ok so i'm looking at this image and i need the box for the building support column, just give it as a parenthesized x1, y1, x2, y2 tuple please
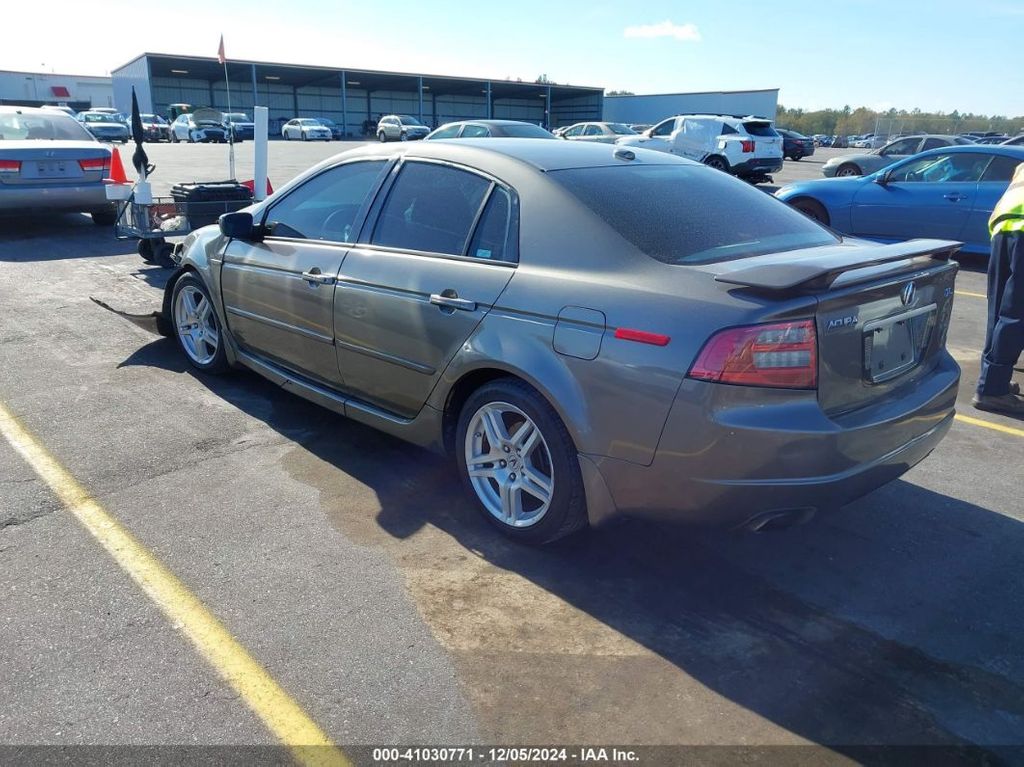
(545, 84, 552, 129)
(340, 71, 348, 138)
(417, 76, 424, 124)
(251, 64, 258, 108)
(486, 81, 492, 119)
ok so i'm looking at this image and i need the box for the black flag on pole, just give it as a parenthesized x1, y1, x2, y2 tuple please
(130, 86, 152, 177)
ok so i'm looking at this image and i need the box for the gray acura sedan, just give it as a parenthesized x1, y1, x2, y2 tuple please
(160, 140, 960, 543)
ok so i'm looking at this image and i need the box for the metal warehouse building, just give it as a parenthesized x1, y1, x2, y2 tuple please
(604, 89, 779, 125)
(112, 53, 604, 137)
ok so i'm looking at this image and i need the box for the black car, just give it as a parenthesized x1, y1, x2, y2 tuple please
(315, 118, 345, 140)
(776, 129, 816, 161)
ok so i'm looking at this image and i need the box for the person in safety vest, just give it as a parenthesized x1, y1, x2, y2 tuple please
(974, 161, 1024, 414)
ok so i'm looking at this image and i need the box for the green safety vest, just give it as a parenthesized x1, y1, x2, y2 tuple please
(990, 163, 1024, 236)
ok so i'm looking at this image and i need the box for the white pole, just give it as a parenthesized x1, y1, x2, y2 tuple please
(223, 60, 236, 180)
(254, 106, 269, 202)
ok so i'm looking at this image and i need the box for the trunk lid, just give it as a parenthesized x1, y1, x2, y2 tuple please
(713, 239, 960, 415)
(0, 141, 111, 186)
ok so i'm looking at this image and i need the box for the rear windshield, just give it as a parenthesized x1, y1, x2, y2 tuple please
(549, 164, 838, 265)
(0, 112, 94, 141)
(607, 123, 636, 135)
(501, 123, 553, 138)
(743, 122, 779, 137)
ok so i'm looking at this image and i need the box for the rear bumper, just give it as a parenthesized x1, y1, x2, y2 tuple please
(586, 352, 959, 529)
(0, 183, 111, 213)
(732, 156, 783, 176)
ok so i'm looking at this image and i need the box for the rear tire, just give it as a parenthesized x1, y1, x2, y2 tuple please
(836, 163, 861, 177)
(790, 150, 803, 161)
(91, 207, 116, 226)
(790, 197, 830, 225)
(703, 155, 729, 172)
(456, 378, 588, 545)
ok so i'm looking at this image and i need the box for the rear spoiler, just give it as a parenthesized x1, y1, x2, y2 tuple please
(714, 239, 961, 295)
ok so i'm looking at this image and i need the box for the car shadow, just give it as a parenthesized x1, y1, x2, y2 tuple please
(0, 212, 132, 260)
(121, 337, 1024, 750)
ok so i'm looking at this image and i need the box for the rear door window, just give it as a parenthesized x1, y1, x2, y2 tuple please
(981, 155, 1022, 182)
(467, 187, 515, 263)
(430, 124, 461, 139)
(461, 124, 490, 138)
(550, 164, 837, 265)
(371, 162, 491, 256)
(743, 122, 779, 137)
(921, 137, 949, 151)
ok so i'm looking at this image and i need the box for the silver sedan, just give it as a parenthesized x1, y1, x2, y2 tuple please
(822, 134, 974, 177)
(0, 106, 116, 224)
(559, 122, 637, 144)
(160, 140, 960, 543)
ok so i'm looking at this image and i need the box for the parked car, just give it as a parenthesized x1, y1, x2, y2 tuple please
(223, 112, 255, 142)
(315, 118, 345, 140)
(777, 145, 1024, 256)
(168, 103, 193, 121)
(282, 118, 332, 141)
(559, 122, 637, 144)
(377, 115, 430, 142)
(1002, 134, 1024, 146)
(161, 140, 959, 543)
(821, 134, 974, 177)
(139, 113, 171, 142)
(974, 135, 1010, 145)
(615, 114, 783, 181)
(776, 129, 816, 161)
(425, 120, 556, 140)
(76, 111, 130, 143)
(41, 105, 77, 118)
(0, 106, 116, 225)
(171, 111, 227, 143)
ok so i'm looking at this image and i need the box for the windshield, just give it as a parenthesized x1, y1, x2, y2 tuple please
(0, 112, 95, 141)
(550, 164, 838, 265)
(82, 113, 119, 123)
(398, 115, 424, 126)
(500, 123, 554, 138)
(317, 119, 336, 126)
(298, 119, 320, 126)
(607, 123, 636, 135)
(224, 113, 249, 122)
(140, 114, 166, 124)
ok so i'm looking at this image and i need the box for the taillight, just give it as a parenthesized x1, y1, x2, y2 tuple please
(740, 139, 755, 153)
(79, 157, 110, 173)
(0, 159, 21, 174)
(688, 320, 817, 389)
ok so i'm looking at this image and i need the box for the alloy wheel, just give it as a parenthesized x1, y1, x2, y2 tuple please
(464, 402, 554, 528)
(173, 285, 219, 366)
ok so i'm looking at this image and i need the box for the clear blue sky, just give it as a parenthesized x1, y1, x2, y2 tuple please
(7, 0, 1023, 116)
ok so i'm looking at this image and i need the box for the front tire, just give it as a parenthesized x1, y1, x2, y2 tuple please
(456, 378, 587, 544)
(835, 163, 861, 177)
(171, 274, 229, 374)
(790, 197, 830, 225)
(378, 131, 387, 143)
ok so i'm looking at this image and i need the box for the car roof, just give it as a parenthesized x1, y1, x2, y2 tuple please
(911, 144, 1024, 159)
(342, 137, 690, 172)
(446, 119, 540, 127)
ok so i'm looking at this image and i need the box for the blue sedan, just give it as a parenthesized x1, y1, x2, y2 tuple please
(776, 145, 1024, 256)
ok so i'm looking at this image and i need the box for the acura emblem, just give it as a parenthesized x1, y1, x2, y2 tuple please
(901, 282, 917, 306)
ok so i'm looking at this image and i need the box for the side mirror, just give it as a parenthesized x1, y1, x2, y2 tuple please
(644, 129, 654, 138)
(874, 172, 890, 186)
(219, 211, 259, 240)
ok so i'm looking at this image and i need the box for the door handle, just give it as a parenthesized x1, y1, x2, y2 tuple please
(943, 192, 966, 202)
(429, 292, 477, 312)
(301, 268, 335, 286)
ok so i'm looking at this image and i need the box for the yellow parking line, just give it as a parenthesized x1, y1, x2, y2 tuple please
(0, 401, 350, 767)
(955, 413, 1024, 438)
(956, 290, 987, 299)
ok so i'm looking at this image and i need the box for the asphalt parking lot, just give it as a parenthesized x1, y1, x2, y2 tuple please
(2, 141, 1023, 761)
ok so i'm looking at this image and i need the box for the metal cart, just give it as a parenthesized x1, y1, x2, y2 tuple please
(114, 193, 251, 265)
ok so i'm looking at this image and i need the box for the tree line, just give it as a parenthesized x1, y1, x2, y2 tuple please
(776, 105, 1024, 137)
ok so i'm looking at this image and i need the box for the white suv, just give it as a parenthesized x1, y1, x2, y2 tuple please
(376, 115, 430, 142)
(615, 114, 783, 181)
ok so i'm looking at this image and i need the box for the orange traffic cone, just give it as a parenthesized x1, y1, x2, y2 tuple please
(104, 147, 128, 185)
